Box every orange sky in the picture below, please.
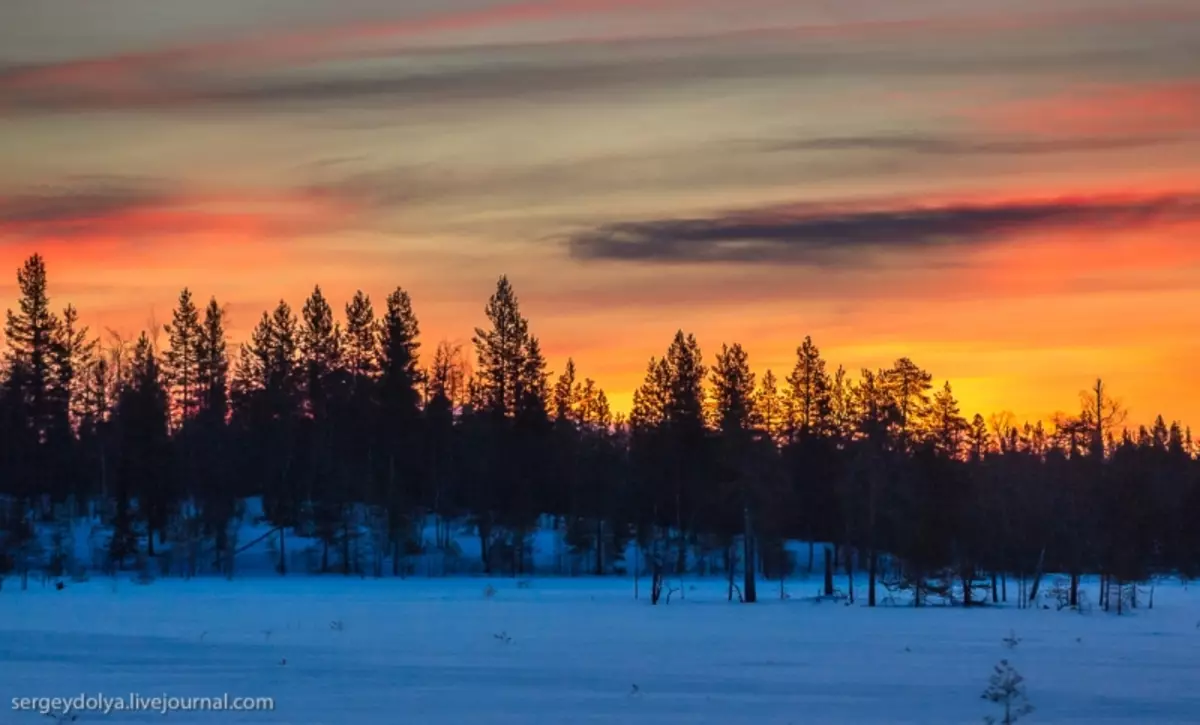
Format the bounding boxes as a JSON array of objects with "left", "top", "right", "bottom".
[{"left": 1, "top": 0, "right": 1199, "bottom": 427}]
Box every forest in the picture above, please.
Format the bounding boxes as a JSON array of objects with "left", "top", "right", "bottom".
[{"left": 1, "top": 252, "right": 1198, "bottom": 608}]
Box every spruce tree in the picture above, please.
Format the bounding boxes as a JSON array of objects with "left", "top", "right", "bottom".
[
  {"left": 710, "top": 342, "right": 758, "bottom": 602},
  {"left": 196, "top": 298, "right": 229, "bottom": 424},
  {"left": 377, "top": 286, "right": 423, "bottom": 573},
  {"left": 344, "top": 290, "right": 378, "bottom": 382},
  {"left": 553, "top": 358, "right": 578, "bottom": 424},
  {"left": 114, "top": 333, "right": 172, "bottom": 556},
  {"left": 785, "top": 336, "right": 831, "bottom": 440},
  {"left": 473, "top": 276, "right": 529, "bottom": 418},
  {"left": 163, "top": 288, "right": 203, "bottom": 426},
  {"left": 4, "top": 254, "right": 60, "bottom": 440}
]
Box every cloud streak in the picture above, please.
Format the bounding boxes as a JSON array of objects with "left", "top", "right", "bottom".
[
  {"left": 2, "top": 3, "right": 1193, "bottom": 114},
  {"left": 567, "top": 193, "right": 1200, "bottom": 265},
  {"left": 978, "top": 81, "right": 1200, "bottom": 137},
  {"left": 0, "top": 178, "right": 353, "bottom": 244},
  {"left": 0, "top": 0, "right": 692, "bottom": 112},
  {"left": 767, "top": 134, "right": 1178, "bottom": 156}
]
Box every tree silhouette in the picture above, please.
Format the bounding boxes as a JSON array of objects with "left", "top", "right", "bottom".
[{"left": 0, "top": 252, "right": 1197, "bottom": 601}]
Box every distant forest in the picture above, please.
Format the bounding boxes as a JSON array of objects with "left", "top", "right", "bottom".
[{"left": 1, "top": 253, "right": 1198, "bottom": 608}]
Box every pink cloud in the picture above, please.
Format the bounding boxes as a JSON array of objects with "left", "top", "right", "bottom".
[{"left": 974, "top": 81, "right": 1200, "bottom": 137}]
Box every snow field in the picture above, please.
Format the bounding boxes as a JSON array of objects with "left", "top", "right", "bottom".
[{"left": 2, "top": 576, "right": 1199, "bottom": 724}]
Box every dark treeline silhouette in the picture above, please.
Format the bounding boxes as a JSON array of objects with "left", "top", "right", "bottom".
[{"left": 2, "top": 253, "right": 1199, "bottom": 607}]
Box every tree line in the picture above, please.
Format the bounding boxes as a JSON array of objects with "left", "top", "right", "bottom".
[{"left": 1, "top": 253, "right": 1198, "bottom": 606}]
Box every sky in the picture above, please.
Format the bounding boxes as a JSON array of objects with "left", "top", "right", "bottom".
[{"left": 1, "top": 0, "right": 1198, "bottom": 426}]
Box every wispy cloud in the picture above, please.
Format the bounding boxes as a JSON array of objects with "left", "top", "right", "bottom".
[
  {"left": 568, "top": 193, "right": 1200, "bottom": 265},
  {"left": 766, "top": 133, "right": 1178, "bottom": 156},
  {"left": 0, "top": 177, "right": 353, "bottom": 244},
  {"left": 0, "top": 0, "right": 692, "bottom": 113},
  {"left": 2, "top": 2, "right": 1193, "bottom": 115},
  {"left": 1, "top": 46, "right": 1143, "bottom": 114},
  {"left": 977, "top": 81, "right": 1200, "bottom": 137}
]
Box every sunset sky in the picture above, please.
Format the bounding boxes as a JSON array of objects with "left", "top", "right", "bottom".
[{"left": 1, "top": 0, "right": 1199, "bottom": 426}]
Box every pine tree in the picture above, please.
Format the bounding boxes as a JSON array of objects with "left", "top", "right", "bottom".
[
  {"left": 163, "top": 288, "right": 203, "bottom": 426},
  {"left": 114, "top": 333, "right": 172, "bottom": 556},
  {"left": 881, "top": 357, "right": 933, "bottom": 446},
  {"left": 517, "top": 336, "right": 550, "bottom": 424},
  {"left": 664, "top": 331, "right": 706, "bottom": 432},
  {"left": 52, "top": 303, "right": 95, "bottom": 431},
  {"left": 931, "top": 381, "right": 967, "bottom": 459},
  {"left": 968, "top": 413, "right": 991, "bottom": 462},
  {"left": 299, "top": 286, "right": 342, "bottom": 420},
  {"left": 577, "top": 378, "right": 612, "bottom": 429},
  {"left": 711, "top": 343, "right": 756, "bottom": 436},
  {"left": 785, "top": 336, "right": 831, "bottom": 440},
  {"left": 710, "top": 342, "right": 758, "bottom": 602},
  {"left": 754, "top": 369, "right": 786, "bottom": 444},
  {"left": 4, "top": 254, "right": 61, "bottom": 440},
  {"left": 377, "top": 286, "right": 423, "bottom": 574},
  {"left": 192, "top": 297, "right": 232, "bottom": 575},
  {"left": 553, "top": 358, "right": 578, "bottom": 423},
  {"left": 344, "top": 291, "right": 378, "bottom": 381},
  {"left": 379, "top": 287, "right": 421, "bottom": 414},
  {"left": 233, "top": 301, "right": 302, "bottom": 573},
  {"left": 196, "top": 298, "right": 229, "bottom": 424},
  {"left": 630, "top": 357, "right": 670, "bottom": 431},
  {"left": 472, "top": 276, "right": 529, "bottom": 418}
]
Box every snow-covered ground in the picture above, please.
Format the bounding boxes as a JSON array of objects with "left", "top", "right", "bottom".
[{"left": 2, "top": 575, "right": 1198, "bottom": 724}]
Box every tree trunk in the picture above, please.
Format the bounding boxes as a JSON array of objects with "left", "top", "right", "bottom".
[
  {"left": 1027, "top": 548, "right": 1046, "bottom": 602},
  {"left": 479, "top": 515, "right": 492, "bottom": 575},
  {"left": 846, "top": 547, "right": 855, "bottom": 604},
  {"left": 867, "top": 550, "right": 877, "bottom": 607},
  {"left": 633, "top": 545, "right": 640, "bottom": 600},
  {"left": 742, "top": 505, "right": 757, "bottom": 603},
  {"left": 823, "top": 547, "right": 834, "bottom": 596},
  {"left": 595, "top": 519, "right": 604, "bottom": 575},
  {"left": 991, "top": 572, "right": 999, "bottom": 603},
  {"left": 727, "top": 542, "right": 736, "bottom": 601},
  {"left": 278, "top": 529, "right": 287, "bottom": 575},
  {"left": 1070, "top": 571, "right": 1080, "bottom": 608}
]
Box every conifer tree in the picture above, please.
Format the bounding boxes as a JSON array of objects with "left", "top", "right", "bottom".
[
  {"left": 630, "top": 357, "right": 670, "bottom": 431},
  {"left": 196, "top": 298, "right": 229, "bottom": 424},
  {"left": 931, "top": 381, "right": 968, "bottom": 459},
  {"left": 377, "top": 286, "right": 423, "bottom": 573},
  {"left": 299, "top": 286, "right": 342, "bottom": 420},
  {"left": 114, "top": 333, "right": 172, "bottom": 556},
  {"left": 785, "top": 336, "right": 831, "bottom": 440},
  {"left": 472, "top": 276, "right": 529, "bottom": 418},
  {"left": 4, "top": 254, "right": 61, "bottom": 440},
  {"left": 755, "top": 369, "right": 786, "bottom": 444},
  {"left": 553, "top": 358, "right": 578, "bottom": 424},
  {"left": 344, "top": 291, "right": 378, "bottom": 381},
  {"left": 711, "top": 342, "right": 758, "bottom": 602},
  {"left": 163, "top": 288, "right": 203, "bottom": 426}
]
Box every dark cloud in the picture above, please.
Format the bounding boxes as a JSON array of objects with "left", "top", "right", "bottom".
[
  {"left": 0, "top": 177, "right": 173, "bottom": 225},
  {"left": 767, "top": 134, "right": 1178, "bottom": 156},
  {"left": 568, "top": 194, "right": 1200, "bottom": 265}
]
